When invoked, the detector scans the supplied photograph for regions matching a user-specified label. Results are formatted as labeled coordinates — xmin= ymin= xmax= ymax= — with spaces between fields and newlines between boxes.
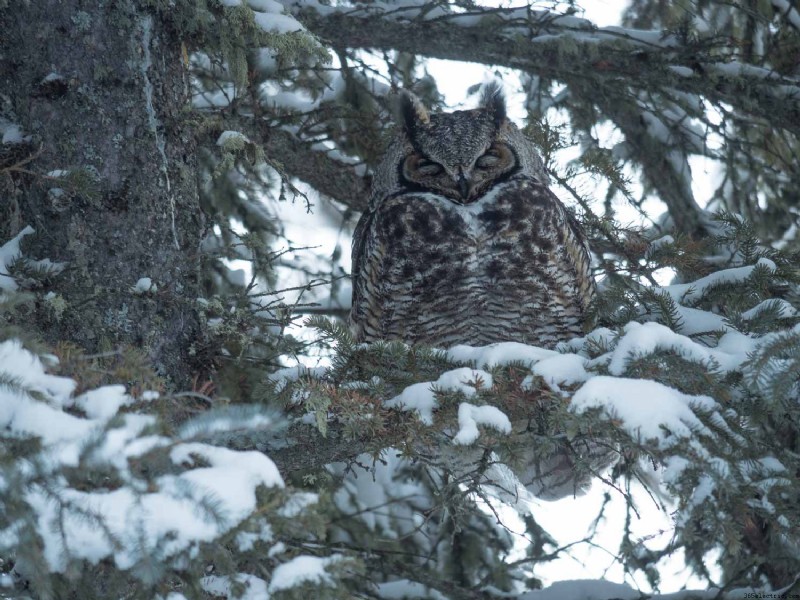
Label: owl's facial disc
xmin=402 ymin=142 xmax=517 ymax=203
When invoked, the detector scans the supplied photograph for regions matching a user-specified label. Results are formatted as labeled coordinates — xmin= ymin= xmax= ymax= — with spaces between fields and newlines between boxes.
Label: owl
xmin=350 ymin=83 xmax=595 ymax=349
xmin=349 ymin=84 xmax=602 ymax=500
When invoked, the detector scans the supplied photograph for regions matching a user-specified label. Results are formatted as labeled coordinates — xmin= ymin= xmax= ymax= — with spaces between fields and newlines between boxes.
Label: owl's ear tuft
xmin=480 ymin=81 xmax=507 ymax=127
xmin=398 ymin=90 xmax=430 ymax=134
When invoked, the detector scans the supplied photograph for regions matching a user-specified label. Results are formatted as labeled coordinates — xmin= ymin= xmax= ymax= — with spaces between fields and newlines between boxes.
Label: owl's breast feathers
xmin=350 ymin=178 xmax=595 ymax=348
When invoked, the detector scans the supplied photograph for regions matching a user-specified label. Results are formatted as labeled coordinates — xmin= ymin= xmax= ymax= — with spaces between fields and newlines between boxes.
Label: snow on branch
xmin=2 ymin=211 xmax=799 ymax=594
xmin=519 ymin=579 xmax=782 ymax=599
xmin=291 ymin=2 xmax=800 ymax=133
xmin=272 ymin=239 xmax=799 ymax=584
xmin=0 ymin=339 xmax=332 ymax=589
xmin=386 ymin=367 xmax=493 ymax=424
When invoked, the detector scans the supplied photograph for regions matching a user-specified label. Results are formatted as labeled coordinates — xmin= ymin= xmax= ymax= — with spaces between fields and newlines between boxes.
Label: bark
xmin=1 ymin=1 xmax=205 ymax=389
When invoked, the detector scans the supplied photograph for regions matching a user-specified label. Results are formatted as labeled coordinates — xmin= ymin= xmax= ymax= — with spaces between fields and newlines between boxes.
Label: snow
xmin=772 ymin=0 xmax=800 ymax=30
xmin=453 ymin=402 xmax=511 ymax=445
xmin=673 ymin=304 xmax=728 ymax=335
xmin=753 ymin=456 xmax=787 ymax=473
xmin=377 ymin=580 xmax=448 ymax=599
xmin=46 ymin=442 xmax=251 ymax=566
xmin=277 ymin=491 xmax=318 ymax=517
xmin=668 ymin=66 xmax=694 ymax=78
xmin=253 ymin=11 xmax=306 ymax=34
xmin=227 ymin=0 xmax=308 ymax=33
xmin=227 ymin=267 xmax=248 ymax=287
xmin=0 ymin=337 xmax=295 ymax=577
xmin=254 ymin=47 xmax=279 ymax=75
xmin=306 ymin=2 xmax=684 ymax=53
xmin=641 ymin=110 xmax=672 ymax=145
xmin=178 ymin=409 xmax=277 ymax=439
xmin=1 ymin=123 xmax=23 ymax=144
xmin=571 ymin=376 xmax=715 ymax=446
xmin=604 ymin=321 xmax=752 ymax=374
xmin=217 ymin=130 xmax=250 ymax=147
xmin=269 ymin=364 xmax=329 ymax=392
xmin=0 ymin=226 xmax=35 ymax=291
xmin=688 ymin=475 xmax=716 ymax=509
xmin=2 ymin=166 xmax=794 ymax=597
xmin=742 ymin=298 xmax=798 ymax=320
xmin=132 ymin=276 xmax=157 ymax=294
xmin=601 ymin=25 xmax=678 ymax=46
xmin=381 ymin=257 xmax=784 ymax=474
xmin=268 ymin=555 xmax=340 ymax=592
xmin=171 ymin=441 xmax=284 ymax=493
xmin=73 ymin=385 xmax=132 ymax=420
xmin=711 ymin=61 xmax=785 ymax=81
xmin=193 ymin=84 xmax=236 ymax=109
xmin=202 ymin=574 xmax=269 ymax=600
xmin=649 ymin=234 xmax=675 ymax=249
xmin=248 ymin=0 xmax=283 ymax=11
xmin=0 ymin=340 xmax=81 ymax=435
xmin=519 ymin=579 xmax=640 ymax=600
xmin=532 ymin=353 xmax=590 ymax=392
xmin=236 ymin=522 xmax=274 ymax=551
xmin=773 ymin=222 xmax=797 ymax=250
xmin=2 ymin=391 xmax=91 ymax=459
xmin=22 ymin=441 xmax=285 ymax=572
xmin=561 ymin=327 xmax=618 ymax=353
xmin=331 ymin=449 xmax=425 ymax=536
xmin=265 ymin=70 xmax=347 ymax=112
xmin=386 ymin=367 xmax=493 ymax=424
xmin=448 ymin=341 xmax=558 ymax=368
xmin=6 ymin=1 xmax=798 ymax=595
xmin=268 ymin=541 xmax=286 ymax=557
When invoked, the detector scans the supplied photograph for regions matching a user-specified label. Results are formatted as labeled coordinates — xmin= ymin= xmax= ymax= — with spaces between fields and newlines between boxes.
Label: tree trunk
xmin=1 ymin=1 xmax=204 ymax=389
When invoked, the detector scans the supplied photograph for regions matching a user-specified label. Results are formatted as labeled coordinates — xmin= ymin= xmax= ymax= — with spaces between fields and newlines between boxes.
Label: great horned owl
xmin=350 ymin=84 xmax=594 ymax=349
xmin=350 ymin=85 xmax=601 ymax=500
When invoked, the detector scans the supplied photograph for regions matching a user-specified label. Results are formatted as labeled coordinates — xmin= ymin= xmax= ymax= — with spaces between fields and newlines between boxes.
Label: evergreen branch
xmin=199 ymin=114 xmax=371 ymax=211
xmin=295 ymin=5 xmax=800 ymax=134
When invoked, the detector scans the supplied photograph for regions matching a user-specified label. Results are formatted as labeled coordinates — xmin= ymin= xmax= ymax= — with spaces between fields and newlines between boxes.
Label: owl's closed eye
xmin=401 ymin=141 xmax=519 ymax=204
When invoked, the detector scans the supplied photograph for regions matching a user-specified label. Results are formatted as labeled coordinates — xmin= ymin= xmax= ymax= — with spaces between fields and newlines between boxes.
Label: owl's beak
xmin=456 ymin=167 xmax=470 ymax=200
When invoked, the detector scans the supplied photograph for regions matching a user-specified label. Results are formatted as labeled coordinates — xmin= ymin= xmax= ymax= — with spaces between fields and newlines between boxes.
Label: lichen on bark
xmin=1 ymin=0 xmax=206 ymax=388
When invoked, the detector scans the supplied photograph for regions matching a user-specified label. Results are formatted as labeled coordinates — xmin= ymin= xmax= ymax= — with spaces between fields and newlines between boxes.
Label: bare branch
xmin=264 ymin=127 xmax=371 ymax=212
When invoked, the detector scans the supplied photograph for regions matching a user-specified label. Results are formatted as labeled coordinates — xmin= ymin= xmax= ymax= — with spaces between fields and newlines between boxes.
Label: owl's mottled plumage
xmin=351 ymin=84 xmax=595 ymax=349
